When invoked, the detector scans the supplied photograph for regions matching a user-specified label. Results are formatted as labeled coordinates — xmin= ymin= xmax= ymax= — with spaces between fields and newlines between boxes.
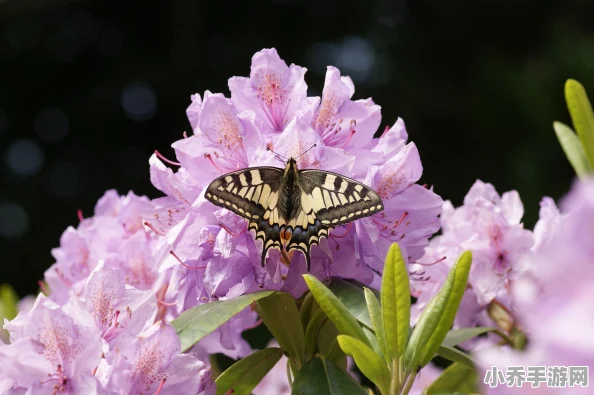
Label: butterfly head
xmin=284 ymin=157 xmax=299 ymax=175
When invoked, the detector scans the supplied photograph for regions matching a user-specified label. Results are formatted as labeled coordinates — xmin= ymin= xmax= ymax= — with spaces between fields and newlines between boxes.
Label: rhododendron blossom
xmin=477 ymin=178 xmax=594 ymax=394
xmin=0 ymin=45 xmax=592 ymax=395
xmin=1 ymin=191 xmax=214 ymax=394
xmin=411 ymin=180 xmax=534 ymax=343
xmin=149 ymin=48 xmax=442 ymax=307
xmin=1 ymin=48 xmax=442 ymax=394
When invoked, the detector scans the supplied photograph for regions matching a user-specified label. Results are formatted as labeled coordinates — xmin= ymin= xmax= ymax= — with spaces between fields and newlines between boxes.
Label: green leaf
xmin=303 ymin=274 xmax=372 ymax=348
xmin=327 ymin=339 xmax=348 ymax=367
xmin=256 ymin=293 xmax=306 ymax=366
xmin=317 ymin=318 xmax=347 ymax=366
xmin=364 ymin=288 xmax=390 ymax=364
xmin=362 ymin=323 xmax=383 ymax=357
xmin=441 ymin=327 xmax=497 ymax=348
xmin=553 ymin=121 xmax=593 ymax=178
xmin=328 ymin=278 xmax=373 ymax=328
xmin=172 ymin=290 xmax=279 ymax=352
xmin=565 ymin=79 xmax=594 ymax=167
xmin=337 ymin=335 xmax=391 ymax=395
xmin=0 ymin=284 xmax=19 ymax=343
xmin=317 ymin=319 xmax=340 ymax=356
xmin=299 ymin=291 xmax=317 ymax=327
xmin=305 ymin=309 xmax=328 ymax=358
xmin=214 ymin=347 xmax=283 ymax=395
xmin=381 ymin=243 xmax=411 ymax=360
xmin=0 ymin=284 xmax=18 ymax=320
xmin=292 ymin=356 xmax=369 ymax=395
xmin=404 ymin=251 xmax=473 ymax=371
xmin=423 ymin=362 xmax=478 ymax=395
xmin=436 ymin=346 xmax=479 ymax=371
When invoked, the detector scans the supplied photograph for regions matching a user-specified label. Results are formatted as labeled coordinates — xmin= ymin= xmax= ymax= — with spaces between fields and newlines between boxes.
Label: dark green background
xmin=0 ymin=0 xmax=592 ymax=297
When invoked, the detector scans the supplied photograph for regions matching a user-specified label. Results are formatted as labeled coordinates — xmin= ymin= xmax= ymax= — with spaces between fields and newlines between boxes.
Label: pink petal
xmin=501 ymin=190 xmax=524 ymax=224
xmin=186 ymin=93 xmax=203 ymax=131
xmin=367 ymin=142 xmax=423 ymax=200
xmin=229 ymin=48 xmax=308 ymax=133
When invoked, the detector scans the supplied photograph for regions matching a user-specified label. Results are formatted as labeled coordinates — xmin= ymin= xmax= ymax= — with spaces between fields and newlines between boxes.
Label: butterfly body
xmin=205 ymin=158 xmax=384 ymax=270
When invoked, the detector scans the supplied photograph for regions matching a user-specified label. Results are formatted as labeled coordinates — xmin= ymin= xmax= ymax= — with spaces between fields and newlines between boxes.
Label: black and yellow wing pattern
xmin=205 ymin=159 xmax=384 ymax=270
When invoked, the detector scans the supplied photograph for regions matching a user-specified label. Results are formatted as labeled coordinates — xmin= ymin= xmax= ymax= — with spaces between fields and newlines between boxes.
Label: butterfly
xmin=204 ymin=152 xmax=384 ymax=271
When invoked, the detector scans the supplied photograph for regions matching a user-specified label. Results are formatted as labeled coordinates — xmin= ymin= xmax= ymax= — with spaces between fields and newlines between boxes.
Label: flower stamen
xmin=144 ymin=222 xmax=167 ymax=236
xmin=102 ymin=310 xmax=121 ymax=341
xmin=340 ymin=129 xmax=356 ymax=149
xmin=244 ymin=318 xmax=263 ymax=330
xmin=205 ymin=153 xmax=225 ymax=173
xmin=154 ymin=150 xmax=182 ymax=166
xmin=373 ymin=212 xmax=410 ymax=241
xmin=410 ymin=256 xmax=446 ymax=266
xmin=170 ymin=250 xmax=207 ymax=270
xmin=219 ymin=223 xmax=247 ymax=236
xmin=330 ymin=222 xmax=353 ymax=239
xmin=410 ymin=275 xmax=431 ymax=281
xmin=152 ymin=379 xmax=167 ymax=395
xmin=41 ymin=365 xmax=69 ymax=394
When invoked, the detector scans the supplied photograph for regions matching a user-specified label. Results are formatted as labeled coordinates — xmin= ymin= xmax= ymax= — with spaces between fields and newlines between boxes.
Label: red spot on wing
xmin=279 ymin=227 xmax=292 ymax=247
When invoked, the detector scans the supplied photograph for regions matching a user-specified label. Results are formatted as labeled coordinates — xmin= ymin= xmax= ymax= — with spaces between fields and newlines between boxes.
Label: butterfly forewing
xmin=205 ymin=167 xmax=286 ymax=263
xmin=205 ymin=167 xmax=284 ymax=220
xmin=297 ymin=169 xmax=384 ymax=227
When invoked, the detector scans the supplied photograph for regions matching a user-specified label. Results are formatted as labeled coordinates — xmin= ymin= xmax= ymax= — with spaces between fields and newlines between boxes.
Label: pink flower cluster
xmin=1 ymin=48 xmax=442 ymax=394
xmin=1 ymin=192 xmax=214 ymax=395
xmin=411 ymin=180 xmax=534 ymax=338
xmin=410 ymin=176 xmax=594 ymax=393
xmin=149 ymin=49 xmax=442 ymax=302
xmin=477 ymin=178 xmax=594 ymax=394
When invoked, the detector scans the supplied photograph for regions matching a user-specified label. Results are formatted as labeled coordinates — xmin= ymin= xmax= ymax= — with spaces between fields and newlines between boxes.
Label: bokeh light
xmin=306 ymin=37 xmax=376 ymax=84
xmin=4 ymin=138 xmax=44 ymax=177
xmin=121 ymin=82 xmax=158 ymax=122
xmin=0 ymin=202 xmax=29 ymax=240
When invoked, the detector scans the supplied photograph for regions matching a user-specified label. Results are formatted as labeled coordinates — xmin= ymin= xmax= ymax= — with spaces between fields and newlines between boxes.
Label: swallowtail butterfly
xmin=205 ymin=155 xmax=384 ymax=270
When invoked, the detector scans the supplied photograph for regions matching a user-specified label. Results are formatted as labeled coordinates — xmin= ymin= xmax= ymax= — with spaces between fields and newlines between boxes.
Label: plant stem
xmin=389 ymin=359 xmax=400 ymax=395
xmin=286 ymin=358 xmax=294 ymax=389
xmin=400 ymin=372 xmax=416 ymax=395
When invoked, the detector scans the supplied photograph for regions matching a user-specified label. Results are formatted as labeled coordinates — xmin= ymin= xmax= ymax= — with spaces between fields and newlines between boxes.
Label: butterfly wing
xmin=284 ymin=169 xmax=384 ymax=269
xmin=298 ymin=170 xmax=384 ymax=226
xmin=205 ymin=167 xmax=285 ymax=266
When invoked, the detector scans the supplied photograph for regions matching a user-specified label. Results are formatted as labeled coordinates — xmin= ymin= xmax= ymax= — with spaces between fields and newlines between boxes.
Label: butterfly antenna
xmin=266 ymin=147 xmax=289 ymax=162
xmin=296 ymin=144 xmax=317 ymax=159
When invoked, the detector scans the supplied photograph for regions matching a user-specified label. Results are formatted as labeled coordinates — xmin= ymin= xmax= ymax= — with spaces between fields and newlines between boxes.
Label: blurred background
xmin=0 ymin=0 xmax=592 ymax=298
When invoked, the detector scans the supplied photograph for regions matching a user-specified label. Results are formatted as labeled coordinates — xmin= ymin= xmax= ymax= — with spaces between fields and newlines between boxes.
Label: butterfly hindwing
xmin=205 ymin=167 xmax=284 ymax=221
xmin=248 ymin=219 xmax=283 ymax=265
xmin=283 ymin=217 xmax=330 ymax=271
xmin=298 ymin=169 xmax=384 ymax=227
